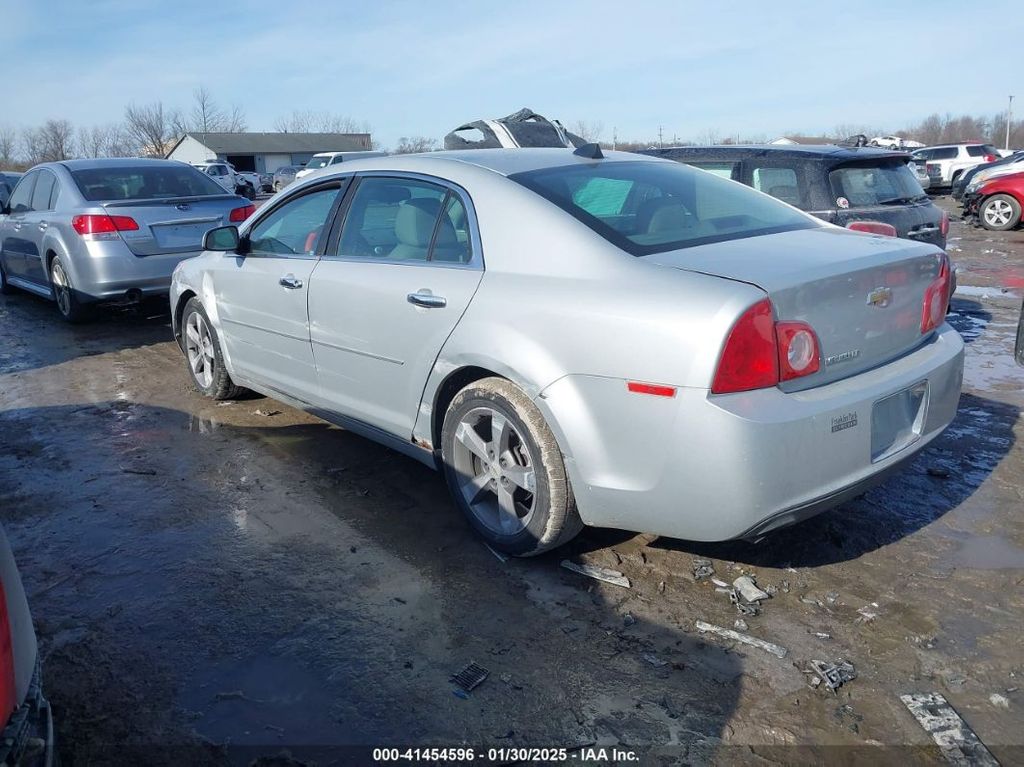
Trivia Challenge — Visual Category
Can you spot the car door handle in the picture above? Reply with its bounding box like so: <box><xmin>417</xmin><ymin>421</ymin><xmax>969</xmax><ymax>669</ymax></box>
<box><xmin>407</xmin><ymin>291</ymin><xmax>447</xmax><ymax>308</ymax></box>
<box><xmin>279</xmin><ymin>274</ymin><xmax>304</xmax><ymax>289</ymax></box>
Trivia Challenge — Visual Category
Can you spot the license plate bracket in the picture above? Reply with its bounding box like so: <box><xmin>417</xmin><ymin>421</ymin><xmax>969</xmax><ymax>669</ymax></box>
<box><xmin>871</xmin><ymin>382</ymin><xmax>929</xmax><ymax>463</ymax></box>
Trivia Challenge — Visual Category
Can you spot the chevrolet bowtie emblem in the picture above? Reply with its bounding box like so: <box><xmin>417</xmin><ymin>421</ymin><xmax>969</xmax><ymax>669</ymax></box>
<box><xmin>866</xmin><ymin>286</ymin><xmax>893</xmax><ymax>308</ymax></box>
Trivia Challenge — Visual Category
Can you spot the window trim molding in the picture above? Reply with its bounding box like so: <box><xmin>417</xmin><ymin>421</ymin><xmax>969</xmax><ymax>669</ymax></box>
<box><xmin>240</xmin><ymin>178</ymin><xmax>350</xmax><ymax>260</ymax></box>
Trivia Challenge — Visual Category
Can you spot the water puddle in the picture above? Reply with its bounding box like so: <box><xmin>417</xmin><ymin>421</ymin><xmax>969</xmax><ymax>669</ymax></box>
<box><xmin>950</xmin><ymin>534</ymin><xmax>1024</xmax><ymax>570</ymax></box>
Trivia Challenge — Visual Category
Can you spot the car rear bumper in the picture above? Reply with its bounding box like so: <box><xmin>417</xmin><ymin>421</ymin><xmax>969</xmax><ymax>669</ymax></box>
<box><xmin>68</xmin><ymin>240</ymin><xmax>202</xmax><ymax>302</ymax></box>
<box><xmin>536</xmin><ymin>324</ymin><xmax>964</xmax><ymax>541</ymax></box>
<box><xmin>1</xmin><ymin>659</ymin><xmax>55</xmax><ymax>767</ymax></box>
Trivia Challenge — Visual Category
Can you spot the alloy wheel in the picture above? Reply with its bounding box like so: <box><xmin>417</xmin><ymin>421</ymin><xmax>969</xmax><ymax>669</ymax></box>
<box><xmin>51</xmin><ymin>260</ymin><xmax>72</xmax><ymax>317</ymax></box>
<box><xmin>185</xmin><ymin>312</ymin><xmax>216</xmax><ymax>389</ymax></box>
<box><xmin>984</xmin><ymin>199</ymin><xmax>1013</xmax><ymax>228</ymax></box>
<box><xmin>450</xmin><ymin>406</ymin><xmax>537</xmax><ymax>536</ymax></box>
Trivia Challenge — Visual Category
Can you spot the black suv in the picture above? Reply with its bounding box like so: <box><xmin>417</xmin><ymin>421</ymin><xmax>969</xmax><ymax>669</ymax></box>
<box><xmin>639</xmin><ymin>144</ymin><xmax>947</xmax><ymax>249</ymax></box>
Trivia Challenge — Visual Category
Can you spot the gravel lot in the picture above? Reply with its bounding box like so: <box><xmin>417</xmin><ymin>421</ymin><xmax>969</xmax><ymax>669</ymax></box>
<box><xmin>1</xmin><ymin>197</ymin><xmax>1022</xmax><ymax>765</ymax></box>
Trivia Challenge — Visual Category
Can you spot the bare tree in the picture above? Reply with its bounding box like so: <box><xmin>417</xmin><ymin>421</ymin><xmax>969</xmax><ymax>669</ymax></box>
<box><xmin>571</xmin><ymin>120</ymin><xmax>604</xmax><ymax>143</ymax></box>
<box><xmin>125</xmin><ymin>101</ymin><xmax>176</xmax><ymax>157</ymax></box>
<box><xmin>182</xmin><ymin>86</ymin><xmax>247</xmax><ymax>135</ymax></box>
<box><xmin>393</xmin><ymin>136</ymin><xmax>437</xmax><ymax>154</ymax></box>
<box><xmin>273</xmin><ymin>109</ymin><xmax>370</xmax><ymax>135</ymax></box>
<box><xmin>0</xmin><ymin>125</ymin><xmax>16</xmax><ymax>166</ymax></box>
<box><xmin>22</xmin><ymin>119</ymin><xmax>76</xmax><ymax>164</ymax></box>
<box><xmin>78</xmin><ymin>124</ymin><xmax>136</xmax><ymax>158</ymax></box>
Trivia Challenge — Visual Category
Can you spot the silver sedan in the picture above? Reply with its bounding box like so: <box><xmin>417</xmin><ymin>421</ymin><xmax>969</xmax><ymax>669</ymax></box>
<box><xmin>170</xmin><ymin>148</ymin><xmax>964</xmax><ymax>556</ymax></box>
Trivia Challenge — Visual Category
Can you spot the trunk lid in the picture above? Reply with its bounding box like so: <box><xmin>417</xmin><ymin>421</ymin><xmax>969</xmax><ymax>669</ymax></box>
<box><xmin>101</xmin><ymin>195</ymin><xmax>244</xmax><ymax>256</ymax></box>
<box><xmin>645</xmin><ymin>227</ymin><xmax>945</xmax><ymax>389</ymax></box>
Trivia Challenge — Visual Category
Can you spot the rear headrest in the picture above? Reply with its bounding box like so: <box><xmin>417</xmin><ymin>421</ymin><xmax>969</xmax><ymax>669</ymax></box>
<box><xmin>395</xmin><ymin>198</ymin><xmax>442</xmax><ymax>246</ymax></box>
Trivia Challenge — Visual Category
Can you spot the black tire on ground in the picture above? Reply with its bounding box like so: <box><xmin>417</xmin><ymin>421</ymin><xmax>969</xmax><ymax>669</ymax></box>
<box><xmin>181</xmin><ymin>297</ymin><xmax>245</xmax><ymax>400</ymax></box>
<box><xmin>441</xmin><ymin>377</ymin><xmax>584</xmax><ymax>557</ymax></box>
<box><xmin>979</xmin><ymin>194</ymin><xmax>1022</xmax><ymax>232</ymax></box>
<box><xmin>50</xmin><ymin>256</ymin><xmax>91</xmax><ymax>323</ymax></box>
<box><xmin>0</xmin><ymin>261</ymin><xmax>13</xmax><ymax>295</ymax></box>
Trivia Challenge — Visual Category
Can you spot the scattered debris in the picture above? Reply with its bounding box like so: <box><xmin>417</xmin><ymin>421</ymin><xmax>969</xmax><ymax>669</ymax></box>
<box><xmin>900</xmin><ymin>693</ymin><xmax>999</xmax><ymax>766</ymax></box>
<box><xmin>252</xmin><ymin>408</ymin><xmax>282</xmax><ymax>417</ymax></box>
<box><xmin>642</xmin><ymin>653</ymin><xmax>669</xmax><ymax>668</ymax></box>
<box><xmin>120</xmin><ymin>466</ymin><xmax>157</xmax><ymax>476</ymax></box>
<box><xmin>729</xmin><ymin>589</ymin><xmax>760</xmax><ymax>616</ymax></box>
<box><xmin>560</xmin><ymin>560</ymin><xmax>631</xmax><ymax>588</ymax></box>
<box><xmin>694</xmin><ymin>620</ymin><xmax>788</xmax><ymax>659</ymax></box>
<box><xmin>856</xmin><ymin>604</ymin><xmax>879</xmax><ymax>623</ymax></box>
<box><xmin>499</xmin><ymin>673</ymin><xmax>512</xmax><ymax>685</ymax></box>
<box><xmin>814</xmin><ymin>632</ymin><xmax>831</xmax><ymax>640</ymax></box>
<box><xmin>781</xmin><ymin>579</ymin><xmax>791</xmax><ymax>593</ymax></box>
<box><xmin>483</xmin><ymin>543</ymin><xmax>508</xmax><ymax>563</ymax></box>
<box><xmin>989</xmin><ymin>693</ymin><xmax>1010</xmax><ymax>709</ymax></box>
<box><xmin>833</xmin><ymin>703</ymin><xmax>864</xmax><ymax>733</ymax></box>
<box><xmin>623</xmin><ymin>613</ymin><xmax>637</xmax><ymax>628</ymax></box>
<box><xmin>927</xmin><ymin>466</ymin><xmax>951</xmax><ymax>478</ymax></box>
<box><xmin>657</xmin><ymin>580</ymin><xmax>666</xmax><ymax>594</ymax></box>
<box><xmin>691</xmin><ymin>558</ymin><xmax>715</xmax><ymax>581</ymax></box>
<box><xmin>825</xmin><ymin>591</ymin><xmax>839</xmax><ymax>606</ymax></box>
<box><xmin>710</xmin><ymin>578</ymin><xmax>729</xmax><ymax>589</ymax></box>
<box><xmin>451</xmin><ymin>662</ymin><xmax>489</xmax><ymax>693</ymax></box>
<box><xmin>808</xmin><ymin>660</ymin><xmax>857</xmax><ymax>692</ymax></box>
<box><xmin>216</xmin><ymin>401</ymin><xmax>234</xmax><ymax>407</ymax></box>
<box><xmin>733</xmin><ymin>575</ymin><xmax>771</xmax><ymax>603</ymax></box>
<box><xmin>734</xmin><ymin>619</ymin><xmax>748</xmax><ymax>631</ymax></box>
<box><xmin>764</xmin><ymin>584</ymin><xmax>778</xmax><ymax>597</ymax></box>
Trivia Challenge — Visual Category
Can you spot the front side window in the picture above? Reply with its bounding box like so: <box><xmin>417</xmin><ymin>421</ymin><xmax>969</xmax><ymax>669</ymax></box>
<box><xmin>248</xmin><ymin>186</ymin><xmax>340</xmax><ymax>256</ymax></box>
<box><xmin>510</xmin><ymin>160</ymin><xmax>817</xmax><ymax>256</ymax></box>
<box><xmin>829</xmin><ymin>161</ymin><xmax>924</xmax><ymax>207</ymax></box>
<box><xmin>336</xmin><ymin>177</ymin><xmax>471</xmax><ymax>263</ymax></box>
<box><xmin>30</xmin><ymin>171</ymin><xmax>57</xmax><ymax>212</ymax></box>
<box><xmin>7</xmin><ymin>172</ymin><xmax>36</xmax><ymax>213</ymax></box>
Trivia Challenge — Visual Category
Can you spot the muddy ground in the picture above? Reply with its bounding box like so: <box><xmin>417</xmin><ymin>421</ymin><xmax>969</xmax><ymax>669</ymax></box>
<box><xmin>1</xmin><ymin>197</ymin><xmax>1022</xmax><ymax>765</ymax></box>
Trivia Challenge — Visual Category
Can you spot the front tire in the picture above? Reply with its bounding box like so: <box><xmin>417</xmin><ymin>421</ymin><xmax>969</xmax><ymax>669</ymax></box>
<box><xmin>181</xmin><ymin>297</ymin><xmax>245</xmax><ymax>400</ymax></box>
<box><xmin>441</xmin><ymin>377</ymin><xmax>583</xmax><ymax>557</ymax></box>
<box><xmin>50</xmin><ymin>256</ymin><xmax>90</xmax><ymax>322</ymax></box>
<box><xmin>979</xmin><ymin>194</ymin><xmax>1022</xmax><ymax>231</ymax></box>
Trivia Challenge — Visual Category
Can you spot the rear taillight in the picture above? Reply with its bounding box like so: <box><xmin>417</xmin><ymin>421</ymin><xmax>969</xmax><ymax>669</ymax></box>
<box><xmin>984</xmin><ymin>154</ymin><xmax>996</xmax><ymax>162</ymax></box>
<box><xmin>711</xmin><ymin>299</ymin><xmax>779</xmax><ymax>394</ymax></box>
<box><xmin>940</xmin><ymin>210</ymin><xmax>949</xmax><ymax>238</ymax></box>
<box><xmin>776</xmin><ymin>321</ymin><xmax>821</xmax><ymax>381</ymax></box>
<box><xmin>712</xmin><ymin>299</ymin><xmax>822</xmax><ymax>394</ymax></box>
<box><xmin>229</xmin><ymin>205</ymin><xmax>255</xmax><ymax>223</ymax></box>
<box><xmin>847</xmin><ymin>221</ymin><xmax>898</xmax><ymax>237</ymax></box>
<box><xmin>921</xmin><ymin>255</ymin><xmax>952</xmax><ymax>334</ymax></box>
<box><xmin>0</xmin><ymin>582</ymin><xmax>16</xmax><ymax>723</ymax></box>
<box><xmin>71</xmin><ymin>214</ymin><xmax>139</xmax><ymax>236</ymax></box>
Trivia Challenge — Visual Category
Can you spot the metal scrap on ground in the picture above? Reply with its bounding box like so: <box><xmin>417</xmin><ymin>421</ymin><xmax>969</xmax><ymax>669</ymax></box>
<box><xmin>451</xmin><ymin>662</ymin><xmax>490</xmax><ymax>693</ymax></box>
<box><xmin>691</xmin><ymin>558</ymin><xmax>715</xmax><ymax>581</ymax></box>
<box><xmin>560</xmin><ymin>560</ymin><xmax>631</xmax><ymax>588</ymax></box>
<box><xmin>900</xmin><ymin>693</ymin><xmax>999</xmax><ymax>767</ymax></box>
<box><xmin>808</xmin><ymin>659</ymin><xmax>857</xmax><ymax>692</ymax></box>
<box><xmin>694</xmin><ymin>620</ymin><xmax>788</xmax><ymax>659</ymax></box>
<box><xmin>733</xmin><ymin>575</ymin><xmax>772</xmax><ymax>603</ymax></box>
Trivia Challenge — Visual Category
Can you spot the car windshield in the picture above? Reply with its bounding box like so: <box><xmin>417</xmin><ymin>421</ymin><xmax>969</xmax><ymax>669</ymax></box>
<box><xmin>305</xmin><ymin>157</ymin><xmax>332</xmax><ymax>170</ymax></box>
<box><xmin>509</xmin><ymin>160</ymin><xmax>818</xmax><ymax>256</ymax></box>
<box><xmin>829</xmin><ymin>161</ymin><xmax>925</xmax><ymax>207</ymax></box>
<box><xmin>71</xmin><ymin>166</ymin><xmax>226</xmax><ymax>201</ymax></box>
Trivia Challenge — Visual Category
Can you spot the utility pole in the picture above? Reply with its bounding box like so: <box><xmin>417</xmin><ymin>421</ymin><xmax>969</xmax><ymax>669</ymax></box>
<box><xmin>1007</xmin><ymin>95</ymin><xmax>1015</xmax><ymax>150</ymax></box>
<box><xmin>658</xmin><ymin>125</ymin><xmax>664</xmax><ymax>148</ymax></box>
<box><xmin>612</xmin><ymin>127</ymin><xmax>618</xmax><ymax>151</ymax></box>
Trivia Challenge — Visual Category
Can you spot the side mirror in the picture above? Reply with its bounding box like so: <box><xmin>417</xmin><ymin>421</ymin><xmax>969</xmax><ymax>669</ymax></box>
<box><xmin>204</xmin><ymin>225</ymin><xmax>240</xmax><ymax>252</ymax></box>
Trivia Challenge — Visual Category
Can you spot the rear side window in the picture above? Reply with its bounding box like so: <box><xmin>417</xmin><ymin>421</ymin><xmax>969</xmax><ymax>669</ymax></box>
<box><xmin>30</xmin><ymin>171</ymin><xmax>56</xmax><ymax>212</ymax></box>
<box><xmin>7</xmin><ymin>173</ymin><xmax>36</xmax><ymax>213</ymax></box>
<box><xmin>751</xmin><ymin>166</ymin><xmax>804</xmax><ymax>208</ymax></box>
<box><xmin>510</xmin><ymin>160</ymin><xmax>817</xmax><ymax>256</ymax></box>
<box><xmin>686</xmin><ymin>162</ymin><xmax>739</xmax><ymax>181</ymax></box>
<box><xmin>966</xmin><ymin>145</ymin><xmax>998</xmax><ymax>157</ymax></box>
<box><xmin>71</xmin><ymin>165</ymin><xmax>226</xmax><ymax>201</ymax></box>
<box><xmin>828</xmin><ymin>161</ymin><xmax>924</xmax><ymax>207</ymax></box>
<box><xmin>330</xmin><ymin>156</ymin><xmax>345</xmax><ymax>165</ymax></box>
<box><xmin>336</xmin><ymin>177</ymin><xmax>461</xmax><ymax>263</ymax></box>
<box><xmin>930</xmin><ymin>147</ymin><xmax>957</xmax><ymax>160</ymax></box>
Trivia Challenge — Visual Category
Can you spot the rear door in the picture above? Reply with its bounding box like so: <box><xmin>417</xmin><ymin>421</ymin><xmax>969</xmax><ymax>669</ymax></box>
<box><xmin>215</xmin><ymin>180</ymin><xmax>347</xmax><ymax>402</ymax></box>
<box><xmin>308</xmin><ymin>174</ymin><xmax>483</xmax><ymax>437</ymax></box>
<box><xmin>21</xmin><ymin>169</ymin><xmax>59</xmax><ymax>285</ymax></box>
<box><xmin>0</xmin><ymin>171</ymin><xmax>38</xmax><ymax>280</ymax></box>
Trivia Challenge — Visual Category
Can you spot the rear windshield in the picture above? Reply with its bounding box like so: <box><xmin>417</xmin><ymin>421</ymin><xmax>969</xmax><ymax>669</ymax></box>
<box><xmin>71</xmin><ymin>165</ymin><xmax>226</xmax><ymax>201</ymax></box>
<box><xmin>305</xmin><ymin>157</ymin><xmax>332</xmax><ymax>170</ymax></box>
<box><xmin>509</xmin><ymin>160</ymin><xmax>817</xmax><ymax>256</ymax></box>
<box><xmin>828</xmin><ymin>161</ymin><xmax>925</xmax><ymax>207</ymax></box>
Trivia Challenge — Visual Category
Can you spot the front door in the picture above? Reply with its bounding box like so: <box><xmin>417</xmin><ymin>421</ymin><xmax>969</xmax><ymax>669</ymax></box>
<box><xmin>308</xmin><ymin>175</ymin><xmax>483</xmax><ymax>438</ymax></box>
<box><xmin>0</xmin><ymin>171</ymin><xmax>38</xmax><ymax>281</ymax></box>
<box><xmin>214</xmin><ymin>182</ymin><xmax>345</xmax><ymax>403</ymax></box>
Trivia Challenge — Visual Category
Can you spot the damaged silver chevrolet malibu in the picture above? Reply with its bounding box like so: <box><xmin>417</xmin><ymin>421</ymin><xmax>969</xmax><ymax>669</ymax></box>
<box><xmin>170</xmin><ymin>147</ymin><xmax>964</xmax><ymax>556</ymax></box>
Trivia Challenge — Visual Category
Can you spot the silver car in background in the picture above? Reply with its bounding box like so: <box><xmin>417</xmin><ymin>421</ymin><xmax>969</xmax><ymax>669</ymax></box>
<box><xmin>0</xmin><ymin>159</ymin><xmax>254</xmax><ymax>321</ymax></box>
<box><xmin>170</xmin><ymin>149</ymin><xmax>964</xmax><ymax>556</ymax></box>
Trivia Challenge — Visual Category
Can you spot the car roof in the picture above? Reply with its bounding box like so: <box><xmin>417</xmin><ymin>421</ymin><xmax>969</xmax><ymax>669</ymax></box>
<box><xmin>645</xmin><ymin>144</ymin><xmax>907</xmax><ymax>160</ymax></box>
<box><xmin>58</xmin><ymin>158</ymin><xmax>191</xmax><ymax>171</ymax></box>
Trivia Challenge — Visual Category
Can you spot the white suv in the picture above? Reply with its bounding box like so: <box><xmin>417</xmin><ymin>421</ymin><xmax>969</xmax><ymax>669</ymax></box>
<box><xmin>913</xmin><ymin>144</ymin><xmax>1000</xmax><ymax>189</ymax></box>
<box><xmin>294</xmin><ymin>151</ymin><xmax>387</xmax><ymax>181</ymax></box>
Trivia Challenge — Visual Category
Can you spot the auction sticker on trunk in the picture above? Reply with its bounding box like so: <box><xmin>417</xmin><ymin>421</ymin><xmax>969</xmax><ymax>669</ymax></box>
<box><xmin>831</xmin><ymin>412</ymin><xmax>858</xmax><ymax>433</ymax></box>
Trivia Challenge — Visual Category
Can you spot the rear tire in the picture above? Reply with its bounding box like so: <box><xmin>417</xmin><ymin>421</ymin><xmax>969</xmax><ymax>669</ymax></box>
<box><xmin>50</xmin><ymin>256</ymin><xmax>91</xmax><ymax>323</ymax></box>
<box><xmin>441</xmin><ymin>377</ymin><xmax>583</xmax><ymax>557</ymax></box>
<box><xmin>181</xmin><ymin>297</ymin><xmax>245</xmax><ymax>400</ymax></box>
<box><xmin>979</xmin><ymin>194</ymin><xmax>1022</xmax><ymax>231</ymax></box>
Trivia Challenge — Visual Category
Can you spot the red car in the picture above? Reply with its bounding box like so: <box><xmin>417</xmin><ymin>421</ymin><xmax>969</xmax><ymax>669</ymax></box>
<box><xmin>964</xmin><ymin>170</ymin><xmax>1024</xmax><ymax>231</ymax></box>
<box><xmin>0</xmin><ymin>523</ymin><xmax>54</xmax><ymax>766</ymax></box>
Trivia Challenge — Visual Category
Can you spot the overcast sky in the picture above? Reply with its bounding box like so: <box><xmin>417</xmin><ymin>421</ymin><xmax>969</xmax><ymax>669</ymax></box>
<box><xmin>2</xmin><ymin>0</ymin><xmax>1022</xmax><ymax>149</ymax></box>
